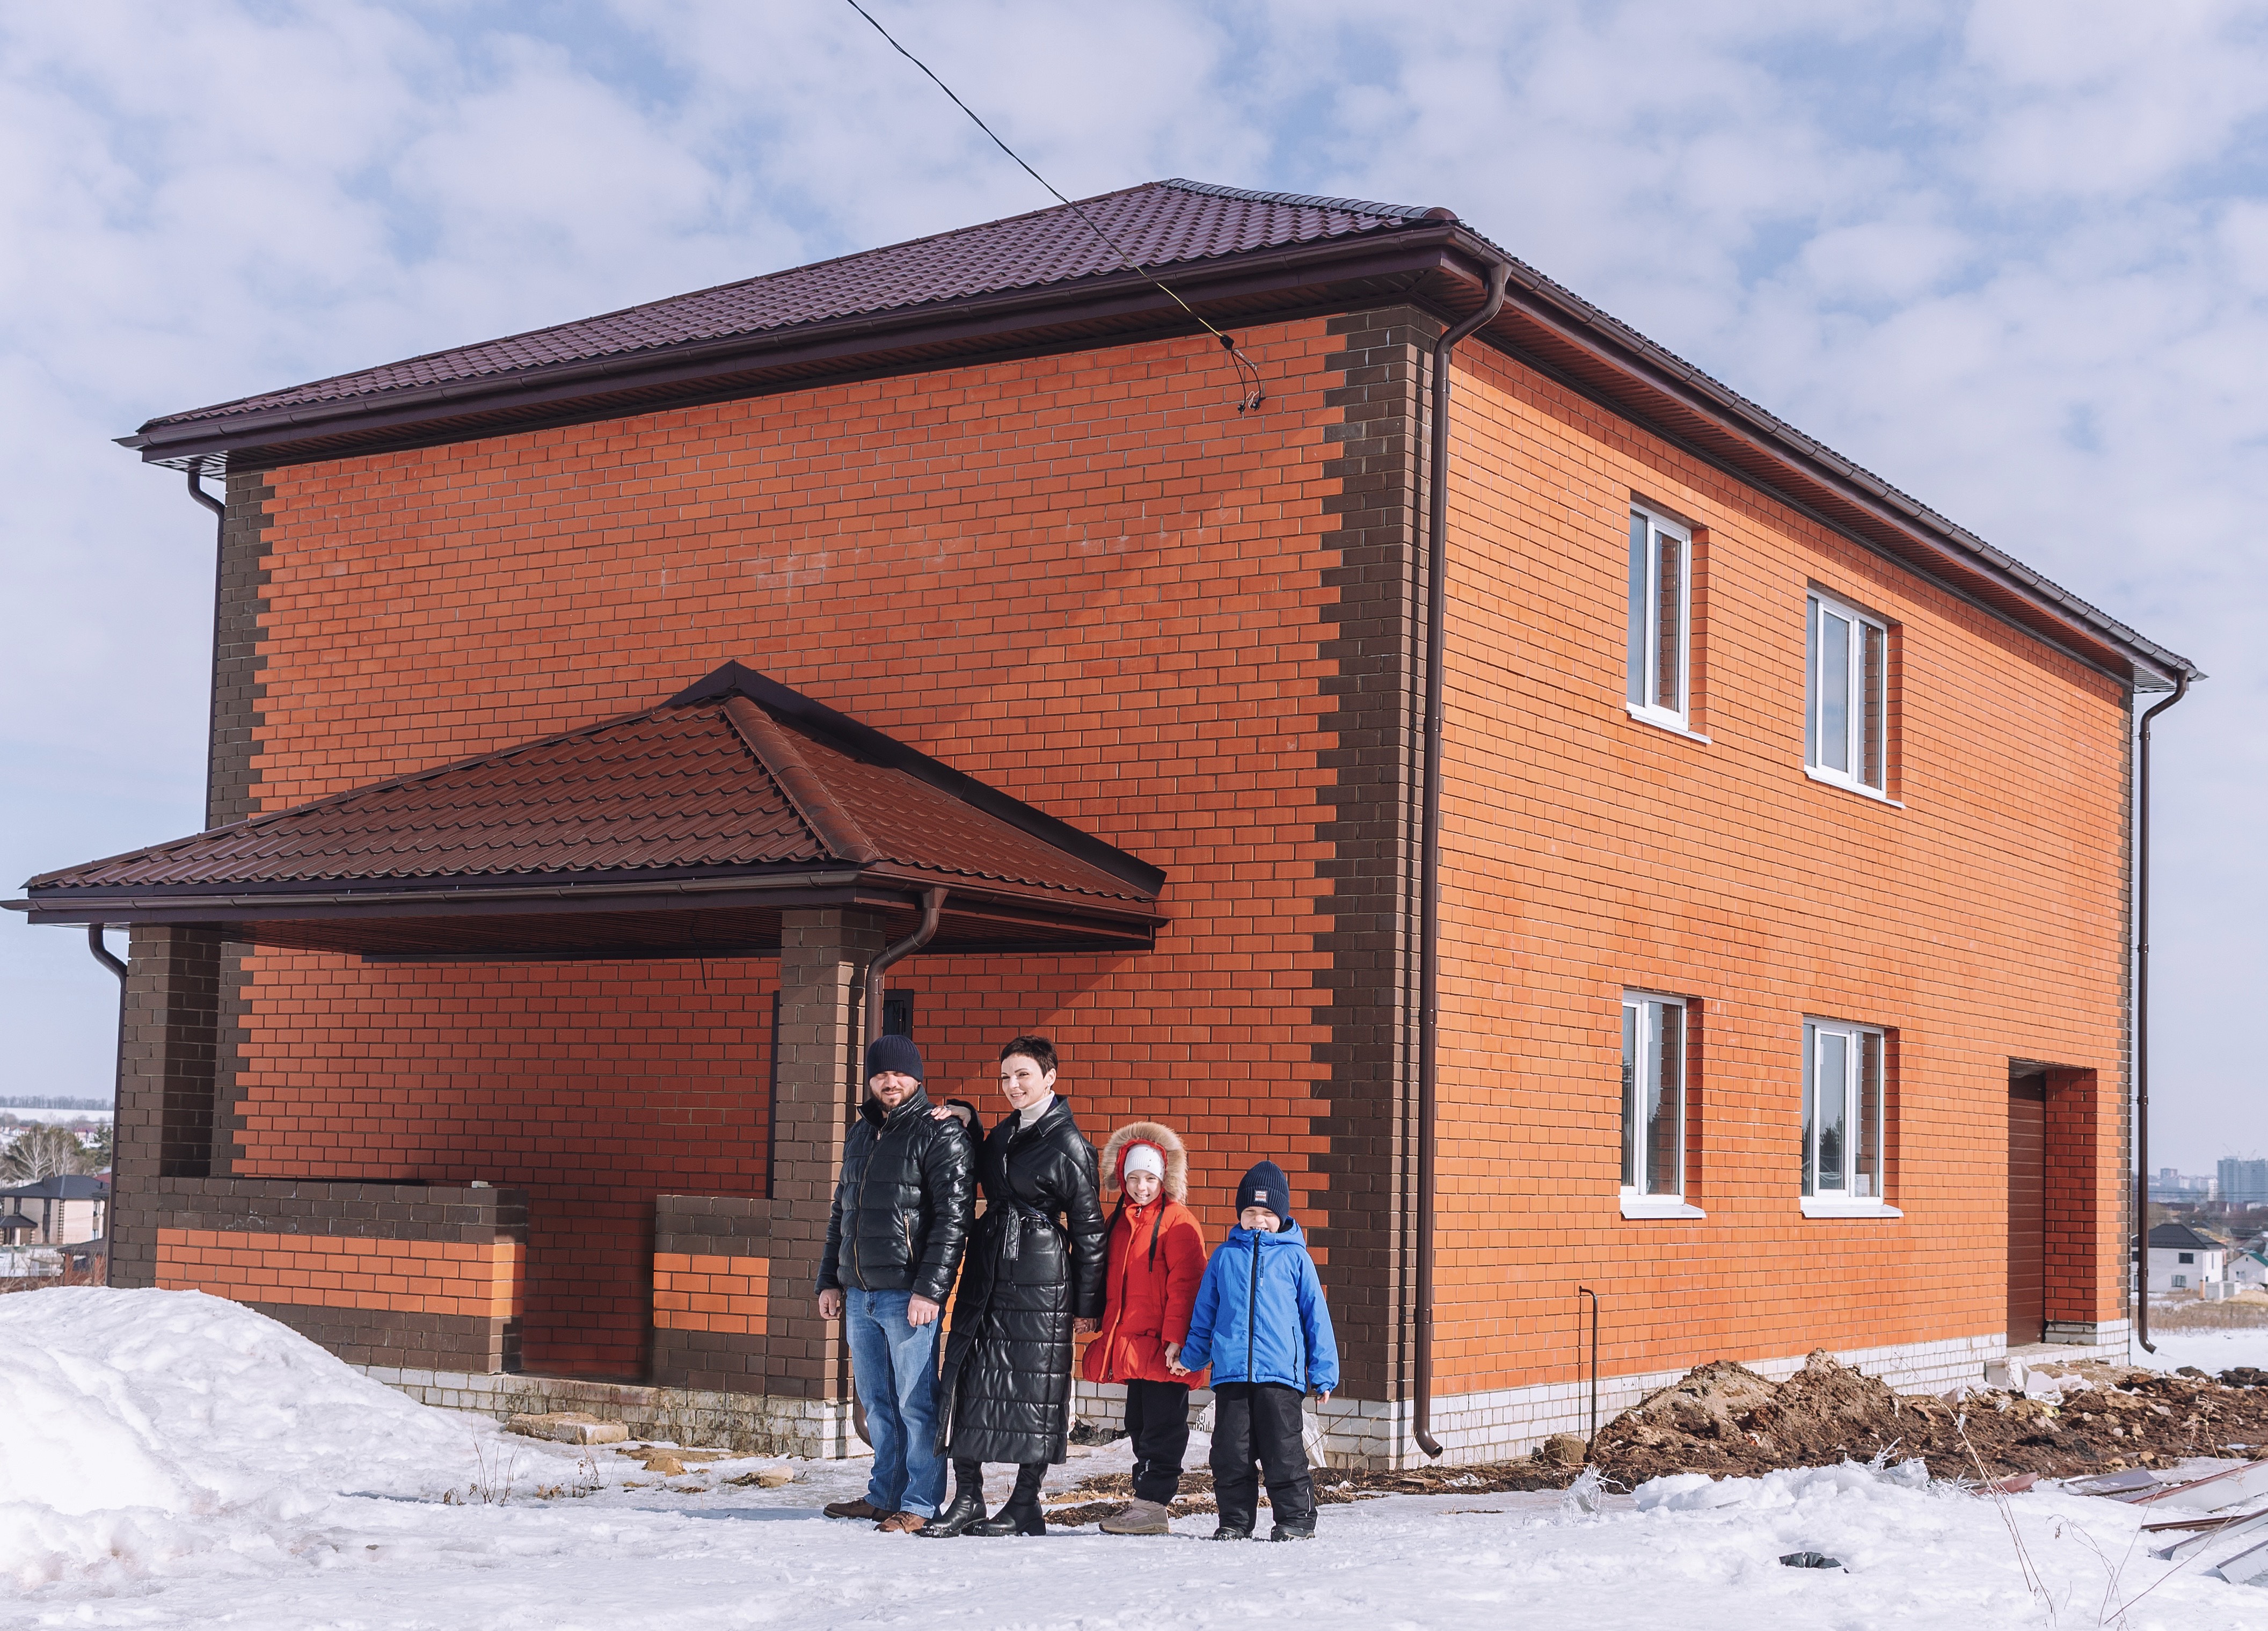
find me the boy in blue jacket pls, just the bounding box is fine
[1172,1160,1338,1541]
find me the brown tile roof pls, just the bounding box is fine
[141,180,1435,431]
[24,663,1159,910]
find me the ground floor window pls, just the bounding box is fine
[1622,993,1687,1200]
[1803,1018,1886,1201]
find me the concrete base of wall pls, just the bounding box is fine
[360,1366,860,1459]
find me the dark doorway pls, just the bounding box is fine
[2007,1068,2047,1347]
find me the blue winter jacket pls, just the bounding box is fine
[1178,1220,1339,1393]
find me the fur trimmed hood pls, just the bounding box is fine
[1100,1120,1188,1203]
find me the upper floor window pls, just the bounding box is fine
[1627,507,1692,732]
[1622,992,1694,1215]
[1806,591,1887,795]
[1803,1018,1888,1208]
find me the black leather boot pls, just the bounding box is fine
[914,1487,988,1537]
[965,1463,1048,1536]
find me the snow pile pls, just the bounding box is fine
[1635,1458,1930,1512]
[0,1287,488,1588]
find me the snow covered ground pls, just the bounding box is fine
[2127,1327,2268,1374]
[5,1288,2267,1630]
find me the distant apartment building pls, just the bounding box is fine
[2220,1159,2268,1206]
[2151,1167,2216,1201]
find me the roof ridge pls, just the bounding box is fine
[716,694,881,864]
[1157,178,1437,222]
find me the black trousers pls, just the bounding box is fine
[1124,1378,1192,1504]
[1209,1381,1313,1524]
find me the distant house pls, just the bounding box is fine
[2229,1248,2268,1290]
[2148,1222,2228,1292]
[0,1174,109,1246]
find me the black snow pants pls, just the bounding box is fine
[1208,1381,1314,1525]
[1124,1378,1192,1504]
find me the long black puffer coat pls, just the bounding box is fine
[815,1086,975,1305]
[938,1095,1107,1466]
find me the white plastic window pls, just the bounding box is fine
[1627,508,1693,731]
[1622,994,1687,1200]
[1803,1019,1886,1202]
[1806,592,1888,793]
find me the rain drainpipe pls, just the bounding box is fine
[2133,671,2189,1356]
[89,926,126,1215]
[1413,258,1511,1460]
[186,464,228,825]
[865,886,946,1064]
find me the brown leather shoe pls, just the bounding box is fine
[823,1497,886,1521]
[876,1511,927,1534]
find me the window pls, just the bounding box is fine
[1802,1018,1894,1212]
[1627,507,1693,731]
[2178,1251,2196,1265]
[1806,592,1888,795]
[1621,993,1698,1216]
[2172,1275,2189,1289]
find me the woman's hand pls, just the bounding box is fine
[929,1102,972,1125]
[1073,1317,1100,1335]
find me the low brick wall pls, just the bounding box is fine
[363,1365,860,1459]
[651,1195,771,1393]
[144,1178,526,1373]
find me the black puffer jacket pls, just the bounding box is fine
[815,1087,975,1304]
[939,1095,1107,1466]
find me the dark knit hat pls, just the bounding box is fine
[865,1033,924,1082]
[1236,1160,1292,1228]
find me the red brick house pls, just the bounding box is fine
[13,180,2195,1462]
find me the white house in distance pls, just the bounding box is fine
[0,1175,107,1247]
[2149,1222,2229,1292]
[2230,1246,2268,1290]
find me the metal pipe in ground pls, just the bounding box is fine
[1578,1286,1600,1448]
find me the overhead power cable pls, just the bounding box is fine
[841,0,1265,412]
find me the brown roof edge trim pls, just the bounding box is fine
[671,661,1168,898]
[120,232,1461,463]
[718,694,881,864]
[1441,228,2199,686]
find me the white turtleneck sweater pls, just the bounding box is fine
[1015,1091,1056,1130]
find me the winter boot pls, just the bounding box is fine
[966,1462,1048,1537]
[1099,1498,1172,1535]
[1210,1513,1255,1540]
[914,1487,987,1538]
[1269,1514,1317,1541]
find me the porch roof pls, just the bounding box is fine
[10,663,1164,962]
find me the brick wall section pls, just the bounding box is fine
[155,1229,524,1320]
[210,470,276,828]
[652,1193,773,1392]
[2043,1067,2120,1333]
[223,325,1350,1380]
[1423,337,2132,1393]
[1310,306,1435,1401]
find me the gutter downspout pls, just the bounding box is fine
[186,465,228,827]
[864,886,946,1066]
[1414,259,1511,1460]
[88,924,126,1261]
[2133,671,2189,1355]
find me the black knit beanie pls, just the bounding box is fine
[865,1033,924,1082]
[1235,1160,1292,1228]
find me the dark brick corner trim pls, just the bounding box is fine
[1310,305,1439,1404]
[148,1176,530,1244]
[210,469,276,829]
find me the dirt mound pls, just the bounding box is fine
[1591,1352,2268,1484]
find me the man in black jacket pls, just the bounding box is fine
[816,1034,975,1532]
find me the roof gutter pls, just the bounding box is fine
[185,466,228,825]
[2133,670,2190,1354]
[1413,253,1511,1461]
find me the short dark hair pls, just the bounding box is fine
[998,1035,1059,1075]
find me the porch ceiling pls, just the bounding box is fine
[9,662,1164,961]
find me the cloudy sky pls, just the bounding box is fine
[1,1,2259,1169]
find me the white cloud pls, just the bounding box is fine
[0,0,2257,1168]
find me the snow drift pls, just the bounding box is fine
[0,1286,486,1588]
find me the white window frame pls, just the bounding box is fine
[1800,1017,1900,1216]
[1620,992,1702,1219]
[2172,1274,2189,1290]
[1805,590,1891,799]
[1626,507,1696,737]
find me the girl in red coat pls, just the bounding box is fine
[1082,1120,1208,1535]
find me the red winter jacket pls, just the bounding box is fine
[1080,1123,1209,1388]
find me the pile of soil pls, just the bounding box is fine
[1587,1351,2268,1484]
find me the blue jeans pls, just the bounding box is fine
[844,1287,946,1517]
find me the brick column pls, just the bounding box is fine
[110,925,227,1288]
[2043,1067,2125,1345]
[761,907,887,1425]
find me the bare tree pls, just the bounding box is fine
[2,1124,93,1183]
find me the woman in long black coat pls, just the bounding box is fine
[922,1035,1106,1537]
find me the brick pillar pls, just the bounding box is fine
[110,925,227,1288]
[2043,1067,2124,1345]
[761,907,887,1429]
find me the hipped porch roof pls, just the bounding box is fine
[12,664,1164,961]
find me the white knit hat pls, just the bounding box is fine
[1121,1142,1166,1183]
